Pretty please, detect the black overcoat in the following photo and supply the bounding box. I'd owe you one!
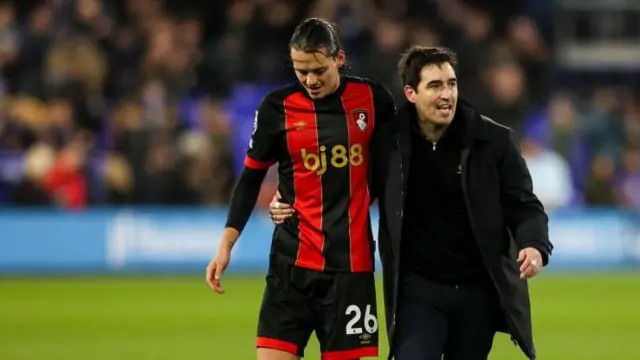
[372,100,554,360]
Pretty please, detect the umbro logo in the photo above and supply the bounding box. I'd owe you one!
[293,121,306,130]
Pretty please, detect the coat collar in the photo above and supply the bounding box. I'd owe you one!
[396,98,490,144]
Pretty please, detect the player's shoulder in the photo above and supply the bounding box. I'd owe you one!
[344,75,394,101]
[261,83,302,105]
[343,75,386,90]
[343,75,375,85]
[253,85,299,123]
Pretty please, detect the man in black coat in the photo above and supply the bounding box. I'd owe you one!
[268,45,553,360]
[374,45,553,360]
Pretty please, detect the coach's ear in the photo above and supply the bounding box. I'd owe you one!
[404,85,416,103]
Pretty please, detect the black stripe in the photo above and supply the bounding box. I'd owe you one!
[315,96,351,270]
[272,98,300,264]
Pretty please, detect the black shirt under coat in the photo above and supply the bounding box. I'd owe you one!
[401,106,489,283]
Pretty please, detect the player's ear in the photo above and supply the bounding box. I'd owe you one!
[336,50,346,68]
[404,85,417,103]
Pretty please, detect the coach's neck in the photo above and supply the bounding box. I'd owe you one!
[417,116,448,142]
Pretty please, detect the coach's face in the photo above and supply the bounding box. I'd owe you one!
[291,48,345,99]
[405,62,458,126]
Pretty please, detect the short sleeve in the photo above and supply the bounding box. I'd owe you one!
[244,96,282,170]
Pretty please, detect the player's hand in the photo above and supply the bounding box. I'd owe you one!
[517,247,543,280]
[206,244,232,294]
[268,191,294,225]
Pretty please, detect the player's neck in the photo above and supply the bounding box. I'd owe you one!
[417,116,448,142]
[330,77,341,94]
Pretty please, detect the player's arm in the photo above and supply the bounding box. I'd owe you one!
[222,97,282,248]
[206,96,281,294]
[369,83,397,204]
[209,163,271,294]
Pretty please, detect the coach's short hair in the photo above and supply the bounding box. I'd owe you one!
[397,46,458,90]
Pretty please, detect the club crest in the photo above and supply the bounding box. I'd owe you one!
[352,109,369,131]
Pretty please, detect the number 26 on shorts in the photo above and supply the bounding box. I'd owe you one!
[345,304,378,335]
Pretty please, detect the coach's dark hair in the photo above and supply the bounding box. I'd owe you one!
[397,46,458,90]
[289,18,346,71]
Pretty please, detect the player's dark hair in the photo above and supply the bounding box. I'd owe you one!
[289,17,348,72]
[397,46,458,91]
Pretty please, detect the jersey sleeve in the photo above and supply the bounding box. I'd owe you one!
[244,96,282,170]
[225,166,269,233]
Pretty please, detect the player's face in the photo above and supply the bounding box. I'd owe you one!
[291,48,344,99]
[404,62,458,126]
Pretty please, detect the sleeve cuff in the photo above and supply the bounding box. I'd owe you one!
[522,242,551,266]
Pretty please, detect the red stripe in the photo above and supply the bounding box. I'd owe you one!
[321,346,378,360]
[244,155,275,170]
[256,337,298,355]
[285,93,325,271]
[342,82,375,272]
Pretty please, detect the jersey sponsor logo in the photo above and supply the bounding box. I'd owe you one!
[301,143,364,175]
[352,109,369,132]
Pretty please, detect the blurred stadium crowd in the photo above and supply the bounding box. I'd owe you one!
[0,0,637,211]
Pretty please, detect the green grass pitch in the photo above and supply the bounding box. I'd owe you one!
[1,273,638,359]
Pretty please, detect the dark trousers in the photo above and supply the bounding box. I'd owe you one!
[393,271,501,360]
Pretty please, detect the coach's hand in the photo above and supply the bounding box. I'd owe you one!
[206,233,236,294]
[268,191,294,225]
[517,247,543,280]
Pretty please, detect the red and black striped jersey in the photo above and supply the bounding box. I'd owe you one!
[244,76,395,272]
